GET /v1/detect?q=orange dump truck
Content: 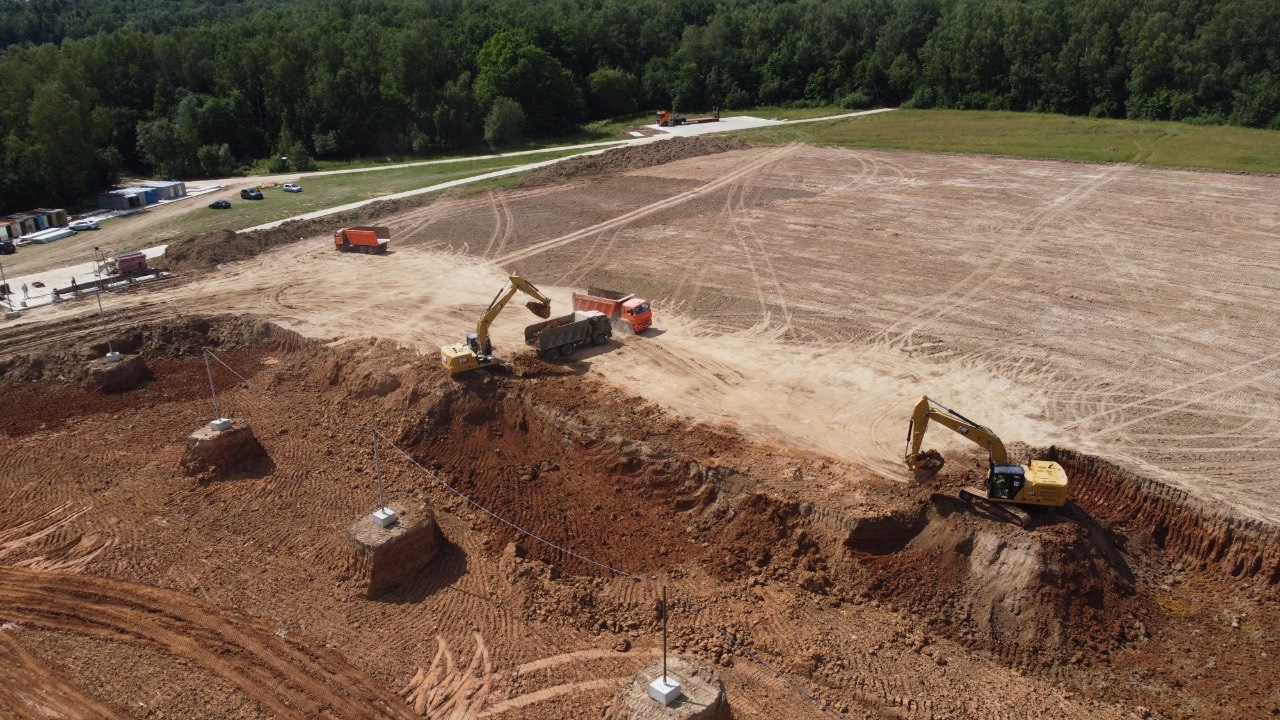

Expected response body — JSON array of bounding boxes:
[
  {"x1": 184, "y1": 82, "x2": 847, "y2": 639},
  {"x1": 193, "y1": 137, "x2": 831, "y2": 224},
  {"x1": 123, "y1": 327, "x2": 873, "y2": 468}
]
[
  {"x1": 571, "y1": 287, "x2": 652, "y2": 334},
  {"x1": 334, "y1": 226, "x2": 390, "y2": 254}
]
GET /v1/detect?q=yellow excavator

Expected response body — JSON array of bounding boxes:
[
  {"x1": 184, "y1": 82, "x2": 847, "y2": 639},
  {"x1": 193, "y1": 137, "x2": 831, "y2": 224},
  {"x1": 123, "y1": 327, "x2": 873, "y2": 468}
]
[
  {"x1": 904, "y1": 396, "x2": 1068, "y2": 527},
  {"x1": 440, "y1": 275, "x2": 552, "y2": 375}
]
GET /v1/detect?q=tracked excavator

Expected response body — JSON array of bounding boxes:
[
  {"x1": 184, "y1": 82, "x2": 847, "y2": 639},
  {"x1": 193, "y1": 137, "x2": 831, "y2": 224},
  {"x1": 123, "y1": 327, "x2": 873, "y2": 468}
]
[
  {"x1": 440, "y1": 275, "x2": 552, "y2": 375},
  {"x1": 904, "y1": 396, "x2": 1068, "y2": 527}
]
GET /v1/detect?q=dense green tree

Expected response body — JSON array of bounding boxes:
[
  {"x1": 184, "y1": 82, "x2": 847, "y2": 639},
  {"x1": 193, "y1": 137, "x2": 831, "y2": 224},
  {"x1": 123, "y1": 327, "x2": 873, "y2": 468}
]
[
  {"x1": 3, "y1": 0, "x2": 1280, "y2": 213},
  {"x1": 197, "y1": 143, "x2": 236, "y2": 176},
  {"x1": 475, "y1": 29, "x2": 584, "y2": 136},
  {"x1": 587, "y1": 67, "x2": 639, "y2": 118},
  {"x1": 484, "y1": 96, "x2": 525, "y2": 147}
]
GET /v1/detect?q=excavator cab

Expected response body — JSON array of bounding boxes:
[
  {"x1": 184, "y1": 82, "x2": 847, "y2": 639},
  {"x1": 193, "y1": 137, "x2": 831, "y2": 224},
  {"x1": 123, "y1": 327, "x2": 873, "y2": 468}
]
[
  {"x1": 466, "y1": 332, "x2": 492, "y2": 358},
  {"x1": 988, "y1": 464, "x2": 1026, "y2": 500}
]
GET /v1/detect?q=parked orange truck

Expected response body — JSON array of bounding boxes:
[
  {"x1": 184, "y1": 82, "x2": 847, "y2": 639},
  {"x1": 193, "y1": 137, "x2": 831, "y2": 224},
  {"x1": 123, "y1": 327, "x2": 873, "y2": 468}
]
[
  {"x1": 571, "y1": 288, "x2": 652, "y2": 334},
  {"x1": 656, "y1": 108, "x2": 720, "y2": 127},
  {"x1": 334, "y1": 226, "x2": 390, "y2": 254}
]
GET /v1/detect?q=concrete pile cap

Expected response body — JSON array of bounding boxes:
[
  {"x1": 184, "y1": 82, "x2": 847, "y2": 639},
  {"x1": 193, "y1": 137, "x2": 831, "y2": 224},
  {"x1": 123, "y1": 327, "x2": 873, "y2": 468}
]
[
  {"x1": 348, "y1": 499, "x2": 435, "y2": 548},
  {"x1": 606, "y1": 655, "x2": 729, "y2": 720}
]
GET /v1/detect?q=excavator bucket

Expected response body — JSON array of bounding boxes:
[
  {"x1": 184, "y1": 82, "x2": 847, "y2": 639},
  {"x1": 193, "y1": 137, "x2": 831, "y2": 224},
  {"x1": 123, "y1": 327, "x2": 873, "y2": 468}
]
[{"x1": 525, "y1": 301, "x2": 551, "y2": 319}]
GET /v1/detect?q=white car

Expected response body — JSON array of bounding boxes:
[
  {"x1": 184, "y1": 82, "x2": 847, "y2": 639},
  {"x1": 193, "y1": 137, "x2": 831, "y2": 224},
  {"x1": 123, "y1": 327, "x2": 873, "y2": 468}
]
[
  {"x1": 282, "y1": 183, "x2": 302, "y2": 193},
  {"x1": 69, "y1": 218, "x2": 100, "y2": 231}
]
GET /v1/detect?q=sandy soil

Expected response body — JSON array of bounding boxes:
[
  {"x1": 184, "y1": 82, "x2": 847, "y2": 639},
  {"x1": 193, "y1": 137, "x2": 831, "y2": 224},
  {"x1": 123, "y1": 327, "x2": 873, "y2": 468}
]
[
  {"x1": 19, "y1": 143, "x2": 1279, "y2": 522},
  {"x1": 3, "y1": 143, "x2": 1280, "y2": 719}
]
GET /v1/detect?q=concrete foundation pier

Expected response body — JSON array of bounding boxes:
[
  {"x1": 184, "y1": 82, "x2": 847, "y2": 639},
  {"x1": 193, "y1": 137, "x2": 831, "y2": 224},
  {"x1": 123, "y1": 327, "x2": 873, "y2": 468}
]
[
  {"x1": 347, "y1": 497, "x2": 441, "y2": 599},
  {"x1": 605, "y1": 655, "x2": 729, "y2": 720}
]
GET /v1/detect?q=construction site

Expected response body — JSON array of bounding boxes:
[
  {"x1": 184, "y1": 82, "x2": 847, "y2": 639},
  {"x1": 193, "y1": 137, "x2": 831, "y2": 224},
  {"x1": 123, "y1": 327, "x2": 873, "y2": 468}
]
[{"x1": 2, "y1": 134, "x2": 1279, "y2": 720}]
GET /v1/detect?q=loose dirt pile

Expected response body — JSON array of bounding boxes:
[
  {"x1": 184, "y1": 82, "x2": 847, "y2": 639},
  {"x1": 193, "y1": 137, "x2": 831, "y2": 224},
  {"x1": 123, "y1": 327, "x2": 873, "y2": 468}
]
[{"x1": 3, "y1": 316, "x2": 1278, "y2": 719}]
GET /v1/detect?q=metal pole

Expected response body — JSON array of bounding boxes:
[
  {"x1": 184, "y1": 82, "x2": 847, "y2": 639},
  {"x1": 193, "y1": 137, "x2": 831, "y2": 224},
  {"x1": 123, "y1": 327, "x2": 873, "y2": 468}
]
[
  {"x1": 0, "y1": 261, "x2": 8, "y2": 310},
  {"x1": 373, "y1": 429, "x2": 384, "y2": 510},
  {"x1": 203, "y1": 349, "x2": 221, "y2": 419},
  {"x1": 94, "y1": 283, "x2": 114, "y2": 355},
  {"x1": 662, "y1": 585, "x2": 668, "y2": 684}
]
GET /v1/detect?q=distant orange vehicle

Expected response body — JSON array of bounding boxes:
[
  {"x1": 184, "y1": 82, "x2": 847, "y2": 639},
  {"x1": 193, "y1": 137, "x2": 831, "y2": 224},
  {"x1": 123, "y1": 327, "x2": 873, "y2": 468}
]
[
  {"x1": 655, "y1": 107, "x2": 720, "y2": 127},
  {"x1": 334, "y1": 226, "x2": 390, "y2": 254}
]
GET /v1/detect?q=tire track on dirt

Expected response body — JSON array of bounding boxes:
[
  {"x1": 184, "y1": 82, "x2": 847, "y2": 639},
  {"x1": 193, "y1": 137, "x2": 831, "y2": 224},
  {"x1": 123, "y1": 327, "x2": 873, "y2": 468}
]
[
  {"x1": 490, "y1": 145, "x2": 799, "y2": 267},
  {"x1": 732, "y1": 167, "x2": 795, "y2": 338},
  {"x1": 875, "y1": 162, "x2": 1129, "y2": 349},
  {"x1": 1061, "y1": 350, "x2": 1280, "y2": 434},
  {"x1": 0, "y1": 630, "x2": 130, "y2": 720},
  {"x1": 0, "y1": 566, "x2": 412, "y2": 720},
  {"x1": 0, "y1": 303, "x2": 171, "y2": 360},
  {"x1": 665, "y1": 147, "x2": 798, "y2": 335}
]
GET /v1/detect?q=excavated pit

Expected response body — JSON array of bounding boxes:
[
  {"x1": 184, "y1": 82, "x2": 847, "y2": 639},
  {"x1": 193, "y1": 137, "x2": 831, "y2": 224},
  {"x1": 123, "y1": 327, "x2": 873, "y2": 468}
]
[{"x1": 4, "y1": 315, "x2": 1280, "y2": 719}]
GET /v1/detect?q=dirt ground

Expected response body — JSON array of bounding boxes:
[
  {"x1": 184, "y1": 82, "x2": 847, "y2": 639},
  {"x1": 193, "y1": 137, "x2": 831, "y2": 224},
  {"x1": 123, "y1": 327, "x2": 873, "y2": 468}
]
[{"x1": 2, "y1": 142, "x2": 1280, "y2": 719}]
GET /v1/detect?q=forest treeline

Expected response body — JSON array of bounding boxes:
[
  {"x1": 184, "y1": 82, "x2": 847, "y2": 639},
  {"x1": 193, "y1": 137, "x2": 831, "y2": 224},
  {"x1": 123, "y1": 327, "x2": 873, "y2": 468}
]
[{"x1": 2, "y1": 0, "x2": 1278, "y2": 212}]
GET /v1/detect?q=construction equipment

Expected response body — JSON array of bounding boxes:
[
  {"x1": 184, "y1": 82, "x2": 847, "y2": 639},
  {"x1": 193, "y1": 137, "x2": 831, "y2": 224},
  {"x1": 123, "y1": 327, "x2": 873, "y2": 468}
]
[
  {"x1": 904, "y1": 396, "x2": 1068, "y2": 527},
  {"x1": 334, "y1": 226, "x2": 390, "y2": 254},
  {"x1": 440, "y1": 275, "x2": 552, "y2": 375},
  {"x1": 656, "y1": 107, "x2": 721, "y2": 127},
  {"x1": 525, "y1": 310, "x2": 612, "y2": 359},
  {"x1": 572, "y1": 287, "x2": 652, "y2": 334},
  {"x1": 105, "y1": 251, "x2": 148, "y2": 277}
]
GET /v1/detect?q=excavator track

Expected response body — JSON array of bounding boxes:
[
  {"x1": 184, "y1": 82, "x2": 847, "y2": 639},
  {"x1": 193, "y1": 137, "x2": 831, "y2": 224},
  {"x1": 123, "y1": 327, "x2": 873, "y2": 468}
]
[{"x1": 958, "y1": 487, "x2": 1031, "y2": 528}]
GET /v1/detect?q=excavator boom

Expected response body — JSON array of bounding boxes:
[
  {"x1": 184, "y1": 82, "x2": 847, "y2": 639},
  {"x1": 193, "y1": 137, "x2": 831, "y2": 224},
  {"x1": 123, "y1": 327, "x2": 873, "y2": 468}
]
[
  {"x1": 440, "y1": 275, "x2": 551, "y2": 375},
  {"x1": 905, "y1": 396, "x2": 1009, "y2": 469}
]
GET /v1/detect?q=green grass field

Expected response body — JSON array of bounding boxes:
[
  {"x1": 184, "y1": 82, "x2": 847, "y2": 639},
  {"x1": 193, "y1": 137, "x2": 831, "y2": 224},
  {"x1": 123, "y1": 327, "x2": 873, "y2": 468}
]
[{"x1": 737, "y1": 109, "x2": 1280, "y2": 174}]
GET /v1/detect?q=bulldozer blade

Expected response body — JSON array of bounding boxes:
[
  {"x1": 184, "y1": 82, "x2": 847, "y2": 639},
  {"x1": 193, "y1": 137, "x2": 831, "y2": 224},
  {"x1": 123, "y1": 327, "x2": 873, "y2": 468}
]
[{"x1": 526, "y1": 301, "x2": 551, "y2": 319}]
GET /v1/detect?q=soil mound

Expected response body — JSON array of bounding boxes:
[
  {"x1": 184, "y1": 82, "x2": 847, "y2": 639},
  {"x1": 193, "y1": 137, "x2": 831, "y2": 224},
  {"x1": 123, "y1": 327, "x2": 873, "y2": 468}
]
[
  {"x1": 0, "y1": 316, "x2": 306, "y2": 385},
  {"x1": 159, "y1": 196, "x2": 432, "y2": 273},
  {"x1": 526, "y1": 137, "x2": 750, "y2": 184},
  {"x1": 851, "y1": 495, "x2": 1147, "y2": 667},
  {"x1": 1048, "y1": 447, "x2": 1280, "y2": 588}
]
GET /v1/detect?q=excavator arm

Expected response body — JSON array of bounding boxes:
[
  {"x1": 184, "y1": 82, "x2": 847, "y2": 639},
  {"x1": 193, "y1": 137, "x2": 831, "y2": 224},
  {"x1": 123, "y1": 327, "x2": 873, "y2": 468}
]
[
  {"x1": 470, "y1": 275, "x2": 551, "y2": 356},
  {"x1": 904, "y1": 396, "x2": 1010, "y2": 469},
  {"x1": 441, "y1": 274, "x2": 552, "y2": 375}
]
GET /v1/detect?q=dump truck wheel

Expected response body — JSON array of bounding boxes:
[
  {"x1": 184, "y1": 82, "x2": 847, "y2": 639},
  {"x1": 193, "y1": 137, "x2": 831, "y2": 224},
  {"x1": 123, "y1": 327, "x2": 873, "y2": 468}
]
[
  {"x1": 559, "y1": 344, "x2": 575, "y2": 358},
  {"x1": 592, "y1": 333, "x2": 608, "y2": 346},
  {"x1": 340, "y1": 241, "x2": 350, "y2": 252}
]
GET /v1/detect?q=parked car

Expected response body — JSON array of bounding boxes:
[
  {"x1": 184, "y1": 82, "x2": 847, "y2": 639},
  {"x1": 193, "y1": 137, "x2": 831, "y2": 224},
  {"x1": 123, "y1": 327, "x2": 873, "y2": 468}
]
[
  {"x1": 208, "y1": 199, "x2": 232, "y2": 209},
  {"x1": 69, "y1": 218, "x2": 100, "y2": 231},
  {"x1": 240, "y1": 188, "x2": 264, "y2": 200},
  {"x1": 0, "y1": 238, "x2": 15, "y2": 255},
  {"x1": 282, "y1": 183, "x2": 302, "y2": 193}
]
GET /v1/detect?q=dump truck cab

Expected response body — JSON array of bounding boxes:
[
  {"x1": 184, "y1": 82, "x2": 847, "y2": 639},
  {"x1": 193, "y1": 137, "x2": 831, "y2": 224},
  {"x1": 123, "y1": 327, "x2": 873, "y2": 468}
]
[{"x1": 620, "y1": 297, "x2": 651, "y2": 332}]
